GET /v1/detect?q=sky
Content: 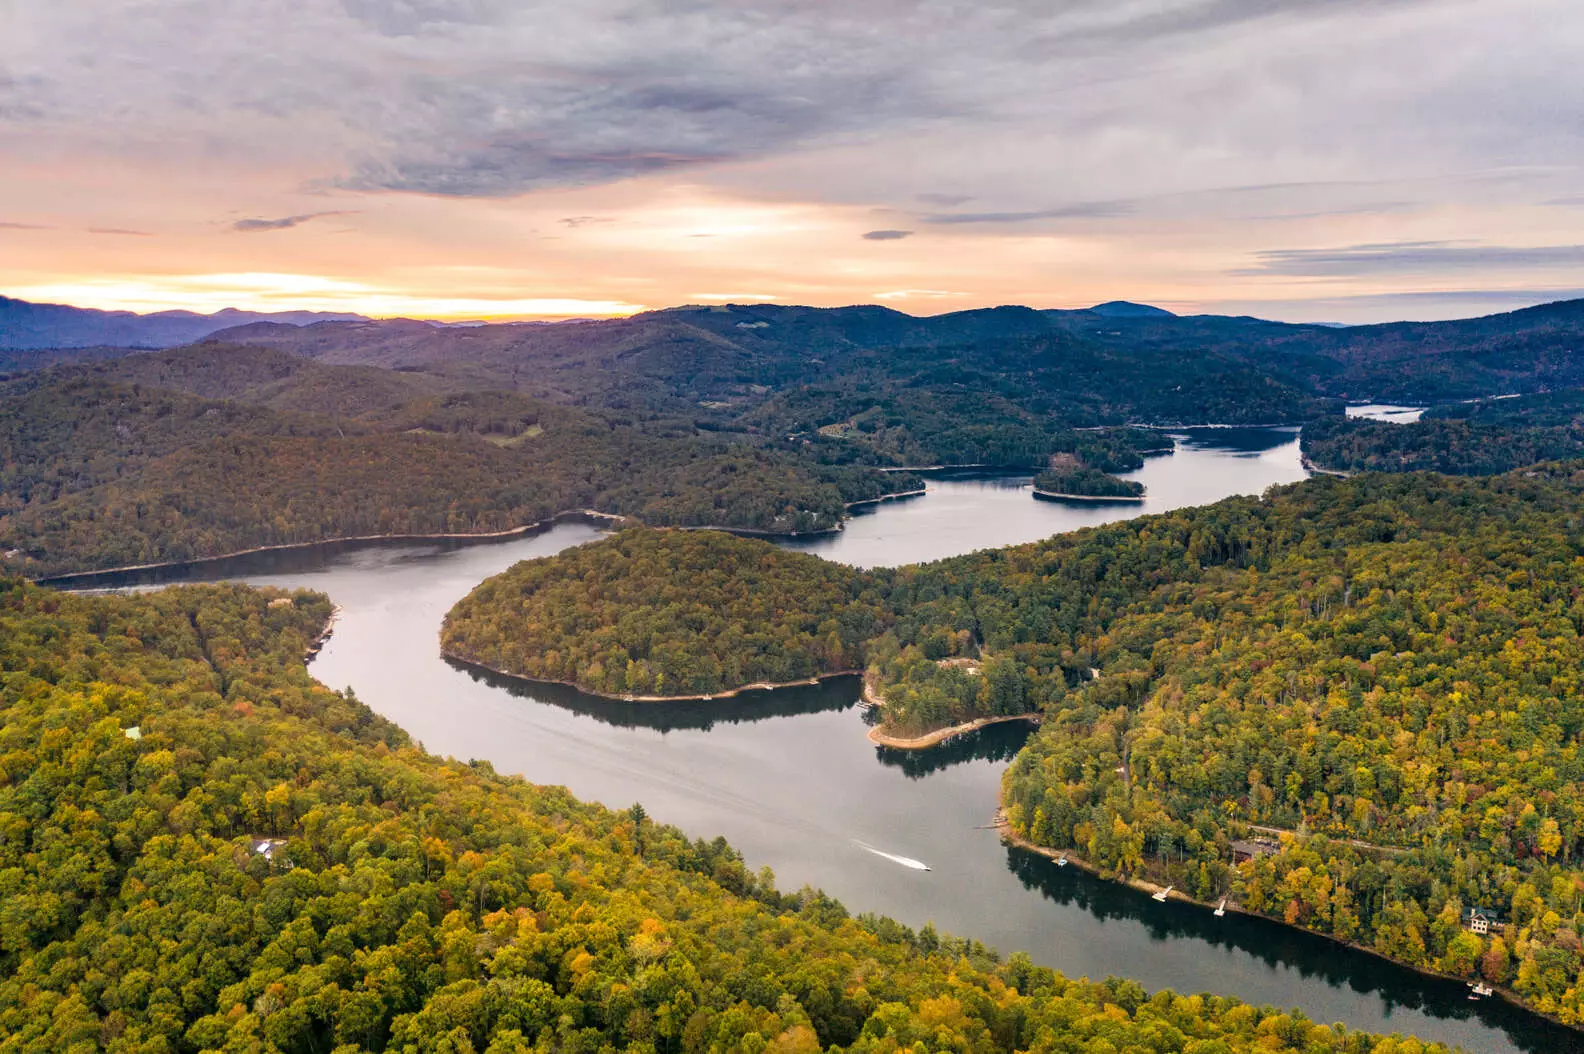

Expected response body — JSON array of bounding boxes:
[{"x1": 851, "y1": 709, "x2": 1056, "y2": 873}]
[{"x1": 3, "y1": 0, "x2": 1583, "y2": 324}]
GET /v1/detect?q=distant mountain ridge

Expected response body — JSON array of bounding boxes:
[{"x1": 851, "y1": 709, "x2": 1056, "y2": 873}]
[
  {"x1": 0, "y1": 295, "x2": 1186, "y2": 352},
  {"x1": 0, "y1": 295, "x2": 368, "y2": 351}
]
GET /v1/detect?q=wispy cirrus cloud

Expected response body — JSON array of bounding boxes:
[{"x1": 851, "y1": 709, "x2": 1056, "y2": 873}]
[
  {"x1": 1237, "y1": 241, "x2": 1584, "y2": 276},
  {"x1": 923, "y1": 201, "x2": 1134, "y2": 225},
  {"x1": 232, "y1": 211, "x2": 351, "y2": 232}
]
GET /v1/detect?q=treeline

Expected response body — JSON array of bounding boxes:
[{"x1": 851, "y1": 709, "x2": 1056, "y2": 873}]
[
  {"x1": 0, "y1": 578, "x2": 1445, "y2": 1053},
  {"x1": 1302, "y1": 415, "x2": 1584, "y2": 475},
  {"x1": 0, "y1": 376, "x2": 921, "y2": 576}
]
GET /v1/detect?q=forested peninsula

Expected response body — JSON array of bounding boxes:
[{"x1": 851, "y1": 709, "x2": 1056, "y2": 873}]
[
  {"x1": 442, "y1": 530, "x2": 890, "y2": 699},
  {"x1": 0, "y1": 577, "x2": 1452, "y2": 1053},
  {"x1": 446, "y1": 467, "x2": 1584, "y2": 1024}
]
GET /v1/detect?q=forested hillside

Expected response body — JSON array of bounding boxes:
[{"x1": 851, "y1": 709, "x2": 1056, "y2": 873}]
[
  {"x1": 0, "y1": 578, "x2": 1444, "y2": 1053},
  {"x1": 458, "y1": 469, "x2": 1584, "y2": 1022},
  {"x1": 1301, "y1": 416, "x2": 1584, "y2": 475},
  {"x1": 1303, "y1": 387, "x2": 1584, "y2": 476},
  {"x1": 210, "y1": 303, "x2": 1335, "y2": 426},
  {"x1": 896, "y1": 469, "x2": 1584, "y2": 1022},
  {"x1": 0, "y1": 379, "x2": 341, "y2": 513},
  {"x1": 0, "y1": 375, "x2": 920, "y2": 577}
]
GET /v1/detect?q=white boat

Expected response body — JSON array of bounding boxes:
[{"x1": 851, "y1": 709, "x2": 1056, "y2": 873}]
[
  {"x1": 1214, "y1": 898, "x2": 1226, "y2": 917},
  {"x1": 1056, "y1": 855, "x2": 1068, "y2": 867},
  {"x1": 851, "y1": 840, "x2": 931, "y2": 872},
  {"x1": 1152, "y1": 885, "x2": 1173, "y2": 902},
  {"x1": 1469, "y1": 983, "x2": 1493, "y2": 999}
]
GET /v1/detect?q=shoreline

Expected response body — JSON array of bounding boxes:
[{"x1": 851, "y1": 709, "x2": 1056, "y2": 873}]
[
  {"x1": 447, "y1": 652, "x2": 1029, "y2": 753},
  {"x1": 303, "y1": 604, "x2": 341, "y2": 661},
  {"x1": 993, "y1": 787, "x2": 1556, "y2": 1030},
  {"x1": 867, "y1": 712, "x2": 1040, "y2": 750},
  {"x1": 441, "y1": 652, "x2": 863, "y2": 702},
  {"x1": 845, "y1": 487, "x2": 926, "y2": 509},
  {"x1": 1300, "y1": 453, "x2": 1353, "y2": 478},
  {"x1": 1031, "y1": 488, "x2": 1146, "y2": 504},
  {"x1": 29, "y1": 485, "x2": 933, "y2": 586},
  {"x1": 30, "y1": 509, "x2": 629, "y2": 588}
]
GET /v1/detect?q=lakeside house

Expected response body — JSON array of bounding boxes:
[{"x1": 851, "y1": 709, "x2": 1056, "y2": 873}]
[
  {"x1": 1231, "y1": 837, "x2": 1280, "y2": 863},
  {"x1": 1463, "y1": 905, "x2": 1501, "y2": 935}
]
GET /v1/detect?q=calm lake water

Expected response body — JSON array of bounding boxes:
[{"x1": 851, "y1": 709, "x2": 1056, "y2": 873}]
[
  {"x1": 1347, "y1": 403, "x2": 1427, "y2": 423},
  {"x1": 113, "y1": 424, "x2": 1577, "y2": 1053}
]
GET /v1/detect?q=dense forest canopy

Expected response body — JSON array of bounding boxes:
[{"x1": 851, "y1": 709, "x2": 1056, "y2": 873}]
[
  {"x1": 448, "y1": 467, "x2": 1584, "y2": 1023},
  {"x1": 0, "y1": 577, "x2": 1450, "y2": 1053},
  {"x1": 1302, "y1": 414, "x2": 1584, "y2": 477},
  {"x1": 443, "y1": 530, "x2": 890, "y2": 698},
  {"x1": 0, "y1": 373, "x2": 922, "y2": 577}
]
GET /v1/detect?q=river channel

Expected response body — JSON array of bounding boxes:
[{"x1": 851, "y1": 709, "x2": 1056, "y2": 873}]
[{"x1": 109, "y1": 424, "x2": 1579, "y2": 1053}]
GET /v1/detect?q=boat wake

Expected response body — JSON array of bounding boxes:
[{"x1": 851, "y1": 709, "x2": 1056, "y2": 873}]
[{"x1": 851, "y1": 839, "x2": 931, "y2": 871}]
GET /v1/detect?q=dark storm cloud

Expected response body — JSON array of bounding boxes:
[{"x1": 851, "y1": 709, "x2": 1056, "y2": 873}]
[
  {"x1": 1239, "y1": 241, "x2": 1584, "y2": 276},
  {"x1": 862, "y1": 229, "x2": 913, "y2": 241},
  {"x1": 232, "y1": 211, "x2": 351, "y2": 232}
]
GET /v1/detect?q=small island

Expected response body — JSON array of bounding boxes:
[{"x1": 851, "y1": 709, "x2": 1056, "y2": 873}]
[{"x1": 1031, "y1": 455, "x2": 1146, "y2": 502}]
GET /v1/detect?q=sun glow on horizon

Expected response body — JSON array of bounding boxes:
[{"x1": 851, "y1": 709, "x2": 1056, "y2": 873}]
[{"x1": 7, "y1": 274, "x2": 649, "y2": 321}]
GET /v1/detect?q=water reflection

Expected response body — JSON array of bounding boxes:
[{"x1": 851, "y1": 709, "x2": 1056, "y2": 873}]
[
  {"x1": 874, "y1": 720, "x2": 1034, "y2": 780},
  {"x1": 35, "y1": 523, "x2": 579, "y2": 591},
  {"x1": 1172, "y1": 425, "x2": 1302, "y2": 454},
  {"x1": 1006, "y1": 845, "x2": 1578, "y2": 1050},
  {"x1": 447, "y1": 658, "x2": 862, "y2": 732}
]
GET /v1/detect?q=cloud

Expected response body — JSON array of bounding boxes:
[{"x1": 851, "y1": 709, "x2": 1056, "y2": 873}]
[
  {"x1": 560, "y1": 216, "x2": 613, "y2": 228},
  {"x1": 874, "y1": 289, "x2": 963, "y2": 301},
  {"x1": 2, "y1": 0, "x2": 1460, "y2": 202},
  {"x1": 0, "y1": 221, "x2": 50, "y2": 230},
  {"x1": 923, "y1": 201, "x2": 1134, "y2": 225},
  {"x1": 1199, "y1": 288, "x2": 1584, "y2": 324},
  {"x1": 862, "y1": 229, "x2": 913, "y2": 241},
  {"x1": 88, "y1": 227, "x2": 152, "y2": 236},
  {"x1": 917, "y1": 193, "x2": 972, "y2": 207},
  {"x1": 1237, "y1": 241, "x2": 1584, "y2": 276},
  {"x1": 232, "y1": 211, "x2": 351, "y2": 232}
]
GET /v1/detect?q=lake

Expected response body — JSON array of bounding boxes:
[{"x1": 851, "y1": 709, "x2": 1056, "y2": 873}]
[{"x1": 106, "y1": 424, "x2": 1578, "y2": 1053}]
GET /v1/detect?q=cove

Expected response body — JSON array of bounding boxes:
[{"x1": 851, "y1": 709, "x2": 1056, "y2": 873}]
[{"x1": 107, "y1": 425, "x2": 1578, "y2": 1053}]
